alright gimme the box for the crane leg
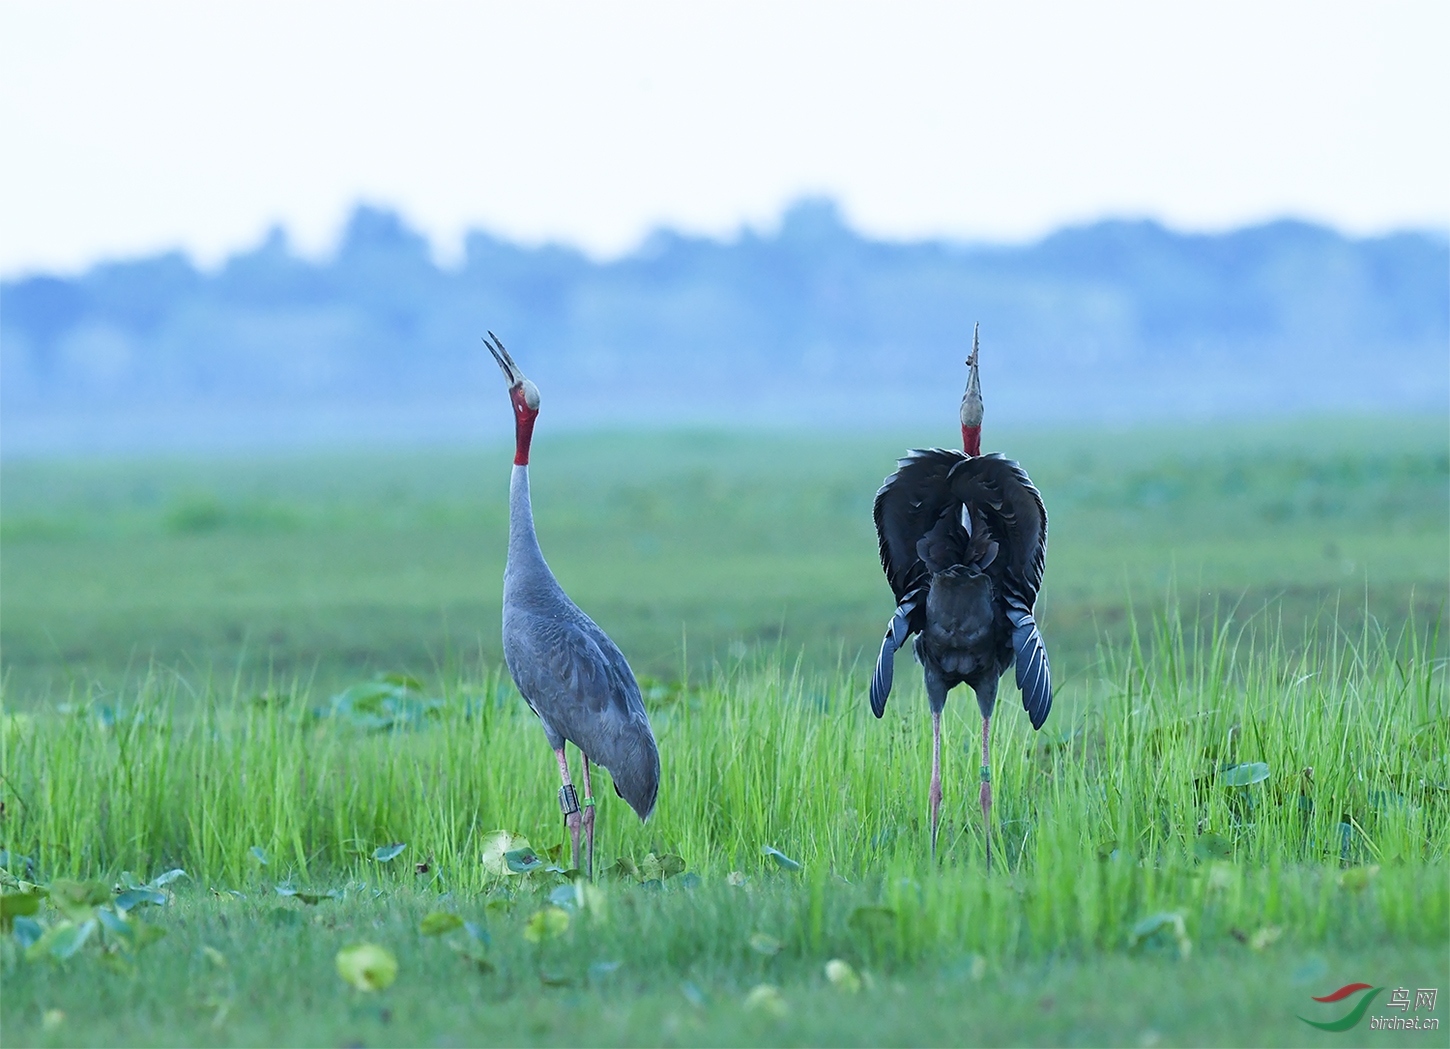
[929,708,943,860]
[555,748,582,871]
[980,715,993,872]
[581,755,596,880]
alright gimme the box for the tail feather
[870,600,916,718]
[1008,609,1053,730]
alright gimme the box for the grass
[3,603,1446,1045]
[1,415,1446,704]
[2,416,1447,1045]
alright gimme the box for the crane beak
[485,331,524,389]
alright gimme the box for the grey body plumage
[485,332,659,876]
[502,466,660,820]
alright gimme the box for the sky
[1,2,1446,276]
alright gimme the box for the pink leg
[555,747,581,870]
[929,709,943,859]
[581,755,596,879]
[980,715,993,871]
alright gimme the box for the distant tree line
[2,200,1445,450]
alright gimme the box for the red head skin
[510,387,539,465]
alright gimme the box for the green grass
[2,416,1445,705]
[3,604,1446,1045]
[2,416,1447,1045]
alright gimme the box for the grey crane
[870,326,1052,867]
[486,333,660,878]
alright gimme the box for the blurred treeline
[2,200,1445,453]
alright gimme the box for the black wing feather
[872,448,1052,726]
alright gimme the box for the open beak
[485,331,524,389]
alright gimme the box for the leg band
[559,784,580,816]
[980,765,990,783]
[582,797,595,808]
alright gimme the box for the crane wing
[871,449,1053,727]
[870,448,967,716]
[945,454,1047,612]
[873,448,966,606]
[946,453,1052,728]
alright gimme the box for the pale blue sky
[2,2,1445,275]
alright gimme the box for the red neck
[513,408,538,466]
[962,425,981,457]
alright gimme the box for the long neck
[514,409,537,466]
[962,424,981,457]
[508,465,547,569]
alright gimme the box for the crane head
[485,332,541,465]
[485,332,541,414]
[960,322,983,455]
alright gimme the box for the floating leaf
[380,672,424,690]
[505,848,543,874]
[726,871,747,887]
[548,884,578,909]
[249,846,269,866]
[658,854,687,879]
[373,843,406,863]
[275,885,338,905]
[748,932,782,956]
[480,831,530,877]
[1220,762,1270,787]
[26,919,96,962]
[0,850,36,878]
[96,906,133,944]
[1194,833,1233,860]
[419,911,463,936]
[824,959,861,993]
[1128,912,1192,960]
[608,856,640,881]
[743,983,788,1017]
[762,845,801,871]
[115,888,167,912]
[149,869,187,888]
[49,879,110,917]
[1337,865,1380,892]
[1,890,41,928]
[523,906,571,944]
[12,915,43,948]
[336,943,398,992]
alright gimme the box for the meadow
[2,416,1447,1046]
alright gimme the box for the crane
[870,325,1052,867]
[485,332,660,878]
